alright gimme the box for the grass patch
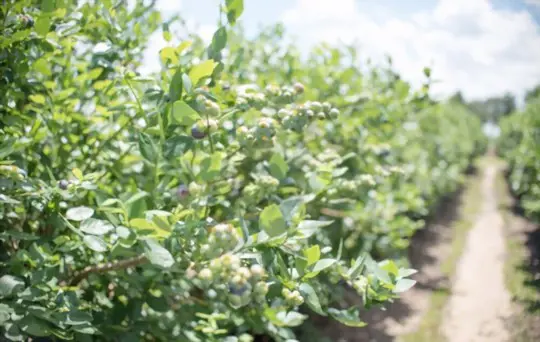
[401,159,486,342]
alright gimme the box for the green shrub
[498,96,540,221]
[0,1,485,341]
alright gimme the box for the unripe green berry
[310,101,322,112]
[188,182,203,196]
[250,264,265,279]
[329,108,340,119]
[198,268,213,281]
[254,281,269,296]
[231,275,245,286]
[293,82,305,94]
[237,266,251,279]
[210,258,222,272]
[282,288,291,298]
[322,102,332,112]
[278,108,290,118]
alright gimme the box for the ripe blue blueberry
[229,283,249,295]
[191,124,206,139]
[20,15,34,28]
[176,184,189,199]
[58,180,69,190]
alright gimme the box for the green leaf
[398,268,418,279]
[189,60,217,85]
[4,322,23,341]
[199,152,222,182]
[299,283,326,316]
[33,59,51,76]
[0,194,20,204]
[0,304,13,324]
[88,68,103,80]
[162,23,172,42]
[225,0,244,25]
[393,279,416,293]
[295,258,308,276]
[138,132,158,162]
[125,192,149,208]
[364,255,391,284]
[80,218,114,236]
[208,27,227,60]
[309,173,331,192]
[169,68,183,102]
[73,324,98,334]
[303,245,320,266]
[259,204,287,237]
[327,307,366,327]
[83,235,107,252]
[11,29,30,42]
[35,17,50,35]
[42,0,55,12]
[182,73,192,94]
[269,153,289,180]
[129,218,170,239]
[348,253,366,279]
[66,311,93,325]
[177,40,193,54]
[163,135,193,158]
[170,101,199,126]
[19,315,51,337]
[29,94,46,104]
[0,230,39,241]
[124,191,148,220]
[72,168,83,180]
[152,215,171,233]
[279,196,304,224]
[66,206,94,221]
[297,220,333,238]
[0,275,24,298]
[160,47,177,65]
[311,258,336,273]
[337,238,344,261]
[266,309,307,327]
[143,239,174,268]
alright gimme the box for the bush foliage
[0,1,485,341]
[498,95,540,222]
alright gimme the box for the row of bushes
[0,1,485,341]
[498,95,540,222]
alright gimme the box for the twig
[66,255,147,286]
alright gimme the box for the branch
[65,255,147,286]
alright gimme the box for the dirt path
[442,163,512,342]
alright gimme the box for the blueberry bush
[498,93,540,222]
[0,1,485,341]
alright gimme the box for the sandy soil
[442,164,512,342]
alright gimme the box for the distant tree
[525,84,540,103]
[449,91,465,104]
[464,93,516,123]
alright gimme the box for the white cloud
[525,0,540,7]
[281,0,540,100]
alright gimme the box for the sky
[142,0,540,102]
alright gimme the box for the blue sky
[144,0,540,101]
